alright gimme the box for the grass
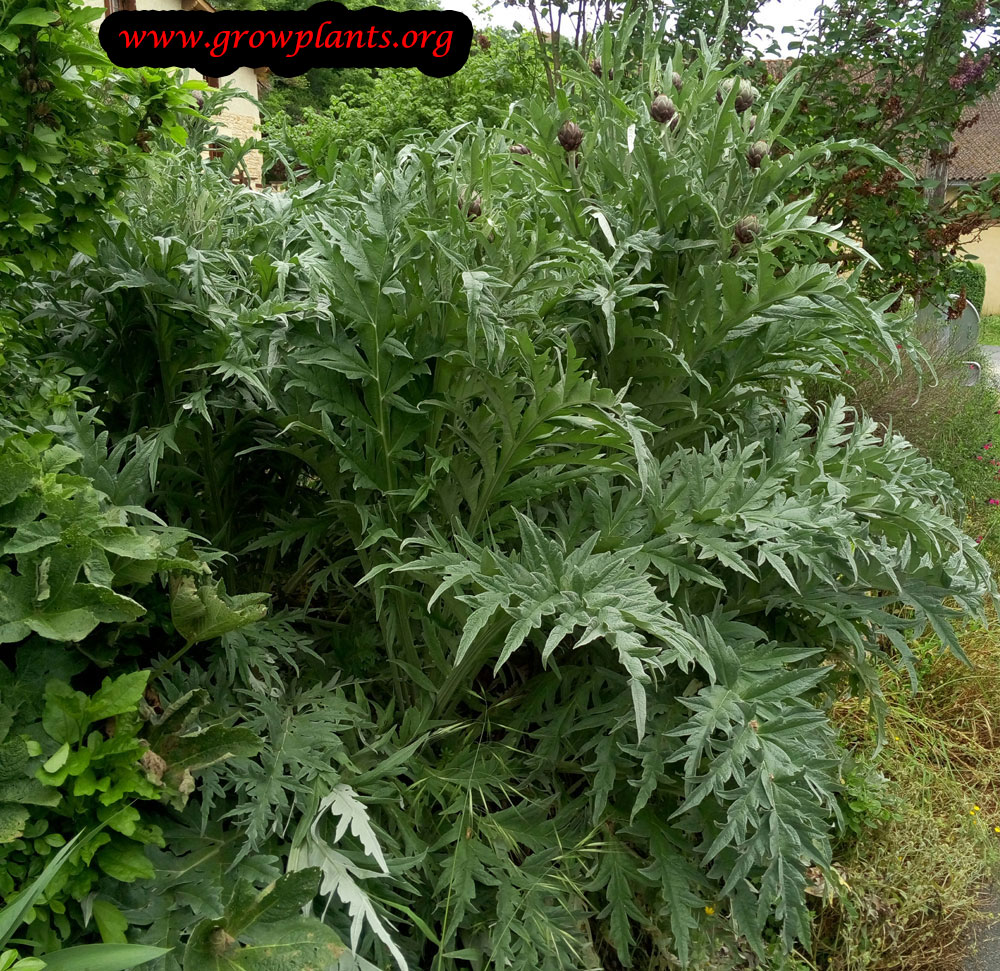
[844,337,1000,562]
[803,625,1000,971]
[792,333,1000,970]
[980,315,1000,347]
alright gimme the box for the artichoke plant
[18,11,990,971]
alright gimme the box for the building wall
[947,187,1000,316]
[960,225,1000,317]
[87,0,263,187]
[196,65,263,187]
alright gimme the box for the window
[105,0,136,12]
[204,76,221,89]
[208,143,224,161]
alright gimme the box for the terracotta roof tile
[951,91,1000,181]
[760,58,999,182]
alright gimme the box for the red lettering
[290,29,313,56]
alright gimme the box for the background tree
[492,0,619,95]
[668,0,769,61]
[765,0,1000,306]
[215,0,445,123]
[267,26,541,175]
[0,0,196,281]
[486,0,771,96]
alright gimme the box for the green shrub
[950,258,987,313]
[19,16,998,969]
[266,29,541,179]
[843,340,1000,566]
[0,829,170,971]
[2,672,172,949]
[0,417,267,950]
[0,0,196,281]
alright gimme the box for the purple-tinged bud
[650,94,676,123]
[557,120,583,152]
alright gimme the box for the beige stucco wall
[181,66,263,187]
[944,186,998,316]
[960,225,1000,316]
[216,70,264,187]
[213,106,263,185]
[87,0,263,187]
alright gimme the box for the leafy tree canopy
[0,0,197,281]
[760,0,1000,305]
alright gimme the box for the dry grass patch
[808,625,1000,971]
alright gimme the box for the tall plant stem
[150,637,196,683]
[432,620,508,718]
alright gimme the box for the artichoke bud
[717,78,735,104]
[590,58,602,77]
[509,143,531,166]
[734,214,761,245]
[735,80,757,113]
[458,192,482,220]
[747,140,769,168]
[672,71,683,91]
[649,94,676,124]
[557,120,583,152]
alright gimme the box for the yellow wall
[944,186,998,316]
[961,224,1000,317]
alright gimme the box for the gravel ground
[980,345,1000,386]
